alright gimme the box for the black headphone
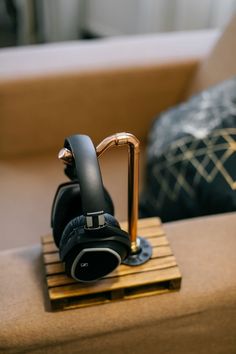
[51,134,131,282]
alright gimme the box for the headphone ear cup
[59,213,131,282]
[104,213,120,228]
[104,213,130,262]
[60,214,121,259]
[104,190,115,216]
[51,182,83,247]
[52,181,114,248]
[61,222,131,282]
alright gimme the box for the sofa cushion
[140,78,236,222]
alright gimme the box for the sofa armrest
[0,30,218,158]
[0,213,235,353]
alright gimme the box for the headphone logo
[80,263,89,268]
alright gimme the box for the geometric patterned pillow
[139,78,236,222]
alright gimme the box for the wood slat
[43,243,58,253]
[47,256,177,287]
[43,243,172,265]
[43,252,60,264]
[45,244,173,275]
[45,252,174,277]
[120,217,161,231]
[49,266,181,300]
[45,242,172,275]
[41,234,54,244]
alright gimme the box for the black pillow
[139,78,236,222]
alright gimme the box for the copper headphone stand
[41,132,181,311]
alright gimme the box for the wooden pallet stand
[41,217,181,311]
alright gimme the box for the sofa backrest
[0,32,215,159]
[188,14,236,95]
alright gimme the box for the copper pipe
[58,133,140,254]
[96,133,140,253]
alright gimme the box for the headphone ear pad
[60,214,121,254]
[59,214,131,282]
[104,213,120,228]
[59,215,85,251]
[104,190,115,216]
[104,214,130,262]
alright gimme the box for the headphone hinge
[85,211,105,229]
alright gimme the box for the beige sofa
[0,16,236,354]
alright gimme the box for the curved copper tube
[96,133,140,253]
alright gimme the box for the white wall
[14,0,236,44]
[82,0,236,36]
[40,0,83,42]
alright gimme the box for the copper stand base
[122,237,152,266]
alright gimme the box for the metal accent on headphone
[85,211,105,229]
[58,148,73,165]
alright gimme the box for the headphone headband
[65,135,106,228]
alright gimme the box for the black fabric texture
[60,218,130,262]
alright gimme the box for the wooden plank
[45,245,173,275]
[46,263,64,275]
[43,243,172,265]
[47,256,177,287]
[120,217,161,231]
[49,266,181,300]
[140,228,165,238]
[43,252,60,264]
[42,217,181,311]
[43,242,58,253]
[41,234,54,244]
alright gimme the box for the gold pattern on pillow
[152,128,236,208]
